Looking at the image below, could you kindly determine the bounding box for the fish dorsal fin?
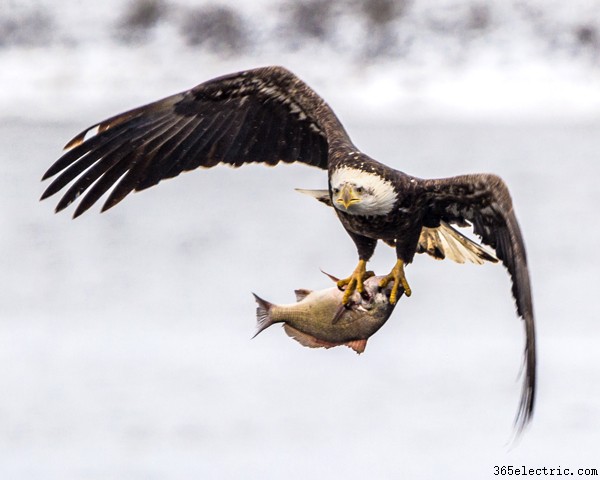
[320,270,340,283]
[294,289,312,302]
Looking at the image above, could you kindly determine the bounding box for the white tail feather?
[419,221,497,264]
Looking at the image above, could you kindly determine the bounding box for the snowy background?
[1,0,599,478]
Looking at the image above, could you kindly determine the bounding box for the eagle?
[40,65,535,432]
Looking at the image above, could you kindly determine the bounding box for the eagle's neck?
[330,166,397,216]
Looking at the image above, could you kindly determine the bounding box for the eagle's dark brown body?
[40,65,536,434]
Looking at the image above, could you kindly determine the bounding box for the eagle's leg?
[336,259,375,304]
[379,259,412,304]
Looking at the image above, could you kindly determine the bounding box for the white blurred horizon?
[3,0,600,123]
[1,1,599,479]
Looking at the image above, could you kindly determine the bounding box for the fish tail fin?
[252,293,275,338]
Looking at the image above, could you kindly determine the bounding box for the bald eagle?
[40,66,535,432]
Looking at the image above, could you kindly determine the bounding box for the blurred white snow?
[1,1,599,478]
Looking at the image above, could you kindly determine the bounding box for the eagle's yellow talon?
[341,283,355,304]
[337,259,371,305]
[379,259,412,304]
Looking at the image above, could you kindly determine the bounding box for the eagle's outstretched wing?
[422,173,536,433]
[41,66,350,217]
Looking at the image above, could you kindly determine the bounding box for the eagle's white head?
[330,166,397,216]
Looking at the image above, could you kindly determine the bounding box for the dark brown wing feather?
[422,173,536,434]
[41,66,351,217]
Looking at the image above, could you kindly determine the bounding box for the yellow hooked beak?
[336,184,361,210]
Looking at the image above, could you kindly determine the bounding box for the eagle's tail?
[252,293,276,338]
[418,221,498,264]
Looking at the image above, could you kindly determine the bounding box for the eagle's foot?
[379,259,412,304]
[337,260,374,305]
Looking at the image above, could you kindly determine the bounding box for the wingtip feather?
[63,123,102,151]
[41,169,54,182]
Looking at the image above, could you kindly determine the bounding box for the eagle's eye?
[332,187,340,194]
[356,186,364,194]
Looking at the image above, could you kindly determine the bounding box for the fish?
[252,274,400,354]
